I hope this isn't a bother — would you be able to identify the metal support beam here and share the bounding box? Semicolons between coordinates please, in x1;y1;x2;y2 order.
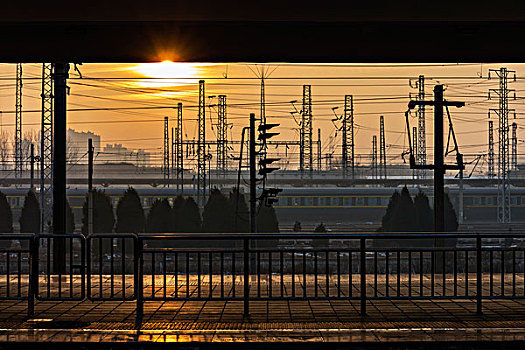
217;95;228;174
163;116;169;187
412;126;418;180
40;63;53;233
15;63;23;177
489;67;515;223
52;62;69;274
249;113;256;234
488;120;495;178
379;116;386;179
300;85;313;173
371;135;377;179
417;75;426;179
176;102;183;193
342;95;354;178
197;80;206;205
317;128;322;171
512;122;518;170
407;84;465;232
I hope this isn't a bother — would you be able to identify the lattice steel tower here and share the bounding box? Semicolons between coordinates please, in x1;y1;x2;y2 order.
175;103;183;192
40;63;53;232
412;126;418;180
15;63;23;177
260;76;266;126
163;116;169;186
488;120;495;178
300;85;313;173
216;95;228;173
512;122;518;170
379;116;386;179
197;80;206;204
342;95;354;178
371;135;377;179
489;67;516;223
417;75;426;178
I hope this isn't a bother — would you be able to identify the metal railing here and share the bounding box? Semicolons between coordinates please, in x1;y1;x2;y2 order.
1;232;524;325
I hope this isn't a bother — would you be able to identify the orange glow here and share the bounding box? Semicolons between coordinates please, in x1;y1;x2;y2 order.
132;61;211;89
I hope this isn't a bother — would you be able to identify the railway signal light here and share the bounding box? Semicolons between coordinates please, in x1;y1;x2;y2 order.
258;123;280;178
260;188;283;206
258;123;280;141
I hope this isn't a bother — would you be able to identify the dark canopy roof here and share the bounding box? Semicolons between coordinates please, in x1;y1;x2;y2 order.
2;1;525;62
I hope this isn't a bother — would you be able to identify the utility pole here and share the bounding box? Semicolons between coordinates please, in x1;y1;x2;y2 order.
163;116;169;187
379;116;386;179
371;135;377;179
30;143;34;190
15;63;23;177
512;122;518;170
488;120;495;178
217;95;228;174
417;75;426;179
489;68;516;223
260;76;266;126
171;127;174;185
197;80;206;205
176;103;183;194
412;127;418;180
317;128;322;171
53;62;69;273
249;113;256;234
342;95;354;178
407;85;464;232
40;63;53;233
88;138;94;235
300;85;313;174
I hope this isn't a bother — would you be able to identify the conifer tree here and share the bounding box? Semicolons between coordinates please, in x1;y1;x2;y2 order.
19;190;40;233
391;186;416;232
82;189;115;234
202;189;231;233
379;190;400;232
171;195;185;232
145;198;172;233
257;202;280;248
180;197;202;233
115;187;145;233
256;202;279;233
0;191;13;233
229;189;249;233
414;189;434;232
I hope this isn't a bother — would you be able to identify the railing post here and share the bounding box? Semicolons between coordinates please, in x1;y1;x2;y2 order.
360;237;366;316
27;235;37;318
243;237;250;318
135;236;143;328
476;235;482;315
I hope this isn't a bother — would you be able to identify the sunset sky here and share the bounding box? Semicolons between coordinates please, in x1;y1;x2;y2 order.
0;62;523;172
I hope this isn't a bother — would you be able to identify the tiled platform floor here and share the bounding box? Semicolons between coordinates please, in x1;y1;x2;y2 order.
1;274;525;343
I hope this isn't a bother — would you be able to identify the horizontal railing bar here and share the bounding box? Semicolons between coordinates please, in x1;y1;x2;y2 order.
135;232;525;240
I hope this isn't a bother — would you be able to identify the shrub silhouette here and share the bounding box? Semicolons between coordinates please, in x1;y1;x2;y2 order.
19;190;40;233
82;189;115;234
0;191;13;233
115;187;145;233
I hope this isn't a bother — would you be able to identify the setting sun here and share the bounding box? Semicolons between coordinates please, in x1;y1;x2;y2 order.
132;61;212;89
